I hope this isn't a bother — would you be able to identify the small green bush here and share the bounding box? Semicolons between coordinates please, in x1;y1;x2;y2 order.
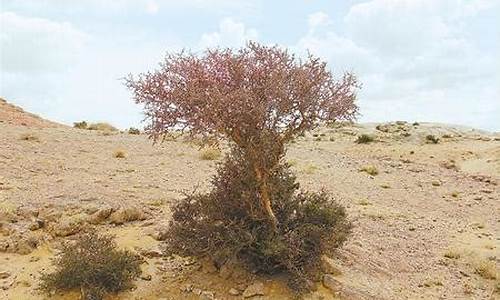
73;121;88;129
355;134;374;144
39;233;141;300
128;127;140;135
425;135;439;144
88;122;118;132
164;149;351;292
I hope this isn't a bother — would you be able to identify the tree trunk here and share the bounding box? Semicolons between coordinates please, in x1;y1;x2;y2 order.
254;165;278;230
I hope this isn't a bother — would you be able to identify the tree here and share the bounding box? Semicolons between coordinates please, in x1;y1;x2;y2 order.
125;41;359;229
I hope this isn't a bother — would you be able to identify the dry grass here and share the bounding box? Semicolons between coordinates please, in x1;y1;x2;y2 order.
302;163;318;174
113;150;127;159
360;165;378;176
20;133;40;142
199;148;222;160
444;248;461;259
473;259;497;279
357;199;372;206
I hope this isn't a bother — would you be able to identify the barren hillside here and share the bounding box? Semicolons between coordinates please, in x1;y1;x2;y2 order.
0;103;498;300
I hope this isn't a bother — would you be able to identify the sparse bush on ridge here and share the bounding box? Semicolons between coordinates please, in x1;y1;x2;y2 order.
355;134;374;144
126;42;359;292
128;127;140;135
88;122;118;132
73;121;88;129
39;233;142;300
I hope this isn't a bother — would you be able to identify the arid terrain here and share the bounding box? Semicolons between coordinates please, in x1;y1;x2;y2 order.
0;98;498;299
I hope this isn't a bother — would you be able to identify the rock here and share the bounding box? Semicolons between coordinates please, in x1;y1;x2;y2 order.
431;181;441;187
323;274;342;292
200;291;216;300
110;206;146;225
87;206;113;224
0;271;11;279
28;219;45;231
15;235;39;255
193;288;203;296
219;259;247;281
0;278;14;290
149;224;169;241
243;282;265;298
229;288;240;296
140;248;163;258
321;255;342;275
140;274;152;281
201;257;217;274
53;217;83;236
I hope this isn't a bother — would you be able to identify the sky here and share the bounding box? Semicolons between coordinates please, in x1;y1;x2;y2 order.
1;0;499;131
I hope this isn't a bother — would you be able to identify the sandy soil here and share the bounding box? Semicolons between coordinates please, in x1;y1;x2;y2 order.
0;107;498;299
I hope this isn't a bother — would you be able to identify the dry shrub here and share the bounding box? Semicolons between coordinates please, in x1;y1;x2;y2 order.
164;149;351;292
73;121;88;129
20;133;40;142
128;127;140;135
88;122;118;132
360;165;378;176
39;233;141;300
355;134;374;144
474;259;497;280
113;150;127;158
425;134;439;144
199;148;221;160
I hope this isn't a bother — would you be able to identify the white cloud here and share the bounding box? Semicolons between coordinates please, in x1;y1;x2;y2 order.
0;11;88;73
297;2;499;130
199;18;258;49
145;0;160;14
307;11;331;33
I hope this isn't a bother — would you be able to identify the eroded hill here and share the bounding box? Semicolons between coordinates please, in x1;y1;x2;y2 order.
0;104;498;299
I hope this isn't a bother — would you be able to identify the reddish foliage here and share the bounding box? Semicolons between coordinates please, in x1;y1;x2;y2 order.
126;42;359;227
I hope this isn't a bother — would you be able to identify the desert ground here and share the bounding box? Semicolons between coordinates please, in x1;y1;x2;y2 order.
0;98;498;299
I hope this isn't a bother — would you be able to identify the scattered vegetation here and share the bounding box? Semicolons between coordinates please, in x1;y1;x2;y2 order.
199;147;222;160
128;127;140;135
88;122;118;132
425;134;439;144
113;150;127;158
39;233;142;300
355;134;374;144
20;133;40;142
73;121;88;129
360;165;378;176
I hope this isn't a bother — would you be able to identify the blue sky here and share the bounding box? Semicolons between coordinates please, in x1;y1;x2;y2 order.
1;0;499;131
